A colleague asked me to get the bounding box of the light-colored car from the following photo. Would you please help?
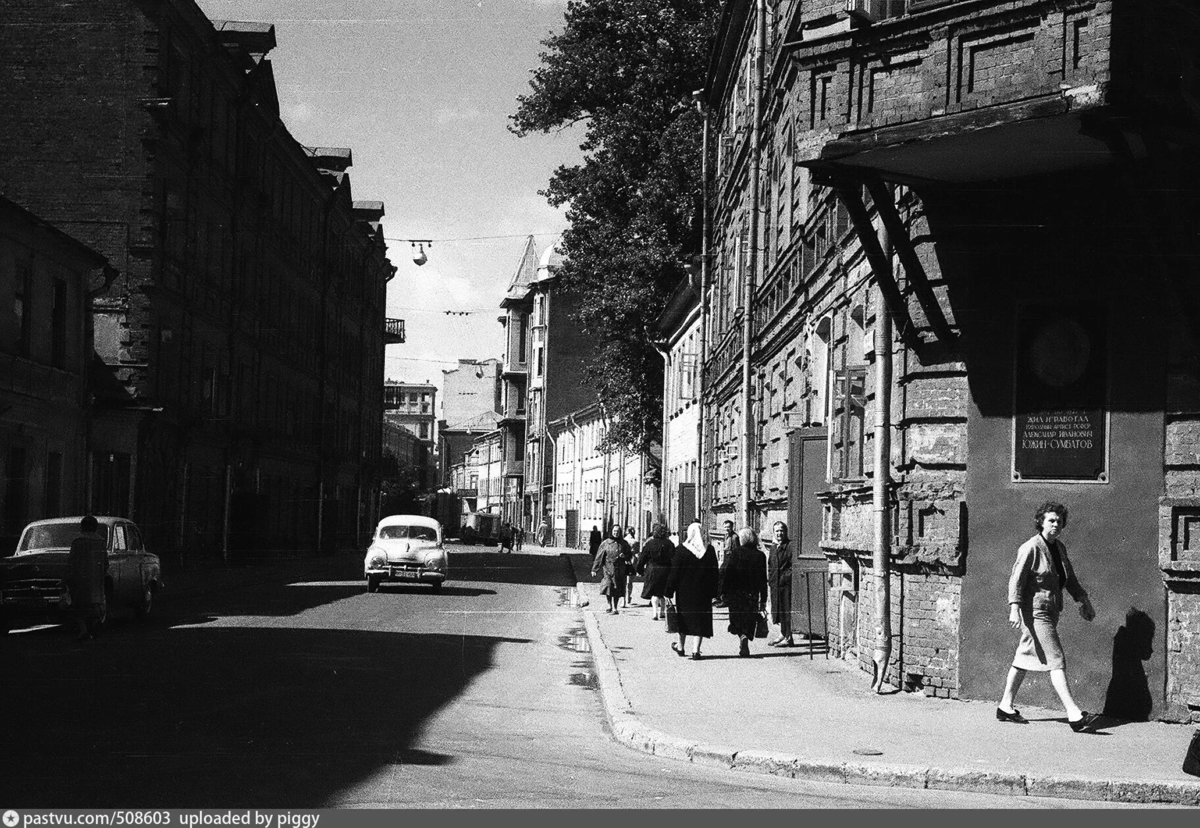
[364,514,448,593]
[0,516,163,633]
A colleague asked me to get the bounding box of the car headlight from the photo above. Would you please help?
[423,551,445,569]
[367,548,386,569]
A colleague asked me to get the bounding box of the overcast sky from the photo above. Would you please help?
[195,0,581,401]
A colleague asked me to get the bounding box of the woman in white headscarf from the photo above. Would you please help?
[664,521,720,660]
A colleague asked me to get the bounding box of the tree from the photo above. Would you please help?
[511,0,718,452]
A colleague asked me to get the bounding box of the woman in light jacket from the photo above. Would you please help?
[997,501,1099,732]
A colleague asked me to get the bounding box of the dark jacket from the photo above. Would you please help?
[665,545,719,638]
[767,539,793,620]
[638,537,674,598]
[724,543,768,604]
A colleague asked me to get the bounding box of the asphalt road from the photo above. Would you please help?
[0,546,1165,809]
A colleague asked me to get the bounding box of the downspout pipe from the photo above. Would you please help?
[694,88,710,531]
[871,278,894,693]
[742,0,766,529]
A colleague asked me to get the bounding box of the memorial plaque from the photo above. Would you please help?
[1013,304,1107,481]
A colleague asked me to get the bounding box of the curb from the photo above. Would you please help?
[567,561,1200,806]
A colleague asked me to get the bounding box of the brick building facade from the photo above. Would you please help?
[704,0,1200,719]
[0,197,113,551]
[0,1,398,560]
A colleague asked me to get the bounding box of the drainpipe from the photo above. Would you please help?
[871,280,894,692]
[742,0,767,528]
[696,92,710,531]
[222,463,232,563]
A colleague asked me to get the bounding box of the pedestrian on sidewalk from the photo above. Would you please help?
[588,524,602,557]
[723,527,768,657]
[665,522,719,660]
[638,523,674,620]
[67,515,107,642]
[499,522,514,554]
[623,526,640,607]
[536,518,550,548]
[713,519,739,608]
[767,521,795,647]
[592,524,629,615]
[513,524,524,552]
[997,500,1100,733]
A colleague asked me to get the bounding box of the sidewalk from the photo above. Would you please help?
[561,551,1200,806]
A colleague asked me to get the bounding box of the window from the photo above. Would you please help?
[51,280,67,369]
[830,367,867,481]
[419,421,430,440]
[45,451,63,516]
[14,262,31,357]
[518,313,528,363]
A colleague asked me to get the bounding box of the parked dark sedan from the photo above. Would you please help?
[0,516,163,633]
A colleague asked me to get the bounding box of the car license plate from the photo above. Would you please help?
[391,569,420,580]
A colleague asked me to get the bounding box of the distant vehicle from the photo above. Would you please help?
[459,511,500,546]
[364,514,448,593]
[0,516,163,634]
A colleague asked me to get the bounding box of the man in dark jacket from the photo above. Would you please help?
[67,515,107,641]
[714,519,739,607]
[767,521,795,647]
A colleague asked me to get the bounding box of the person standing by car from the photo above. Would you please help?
[67,515,106,641]
[724,527,769,657]
[766,521,795,647]
[665,522,719,660]
[638,523,674,620]
[592,524,629,615]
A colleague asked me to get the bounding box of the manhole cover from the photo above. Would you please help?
[852,747,883,756]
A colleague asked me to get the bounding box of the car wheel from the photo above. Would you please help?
[367,576,380,593]
[134,583,154,621]
[430,582,442,594]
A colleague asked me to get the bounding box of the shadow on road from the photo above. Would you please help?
[0,623,532,807]
[447,551,575,588]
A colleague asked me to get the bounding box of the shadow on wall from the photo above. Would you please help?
[1103,607,1156,722]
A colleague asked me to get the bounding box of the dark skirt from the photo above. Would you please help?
[641,563,670,598]
[726,590,759,638]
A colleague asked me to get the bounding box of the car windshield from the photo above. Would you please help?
[378,524,438,542]
[18,522,108,553]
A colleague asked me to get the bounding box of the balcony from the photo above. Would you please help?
[384,318,406,345]
[790,1,1194,186]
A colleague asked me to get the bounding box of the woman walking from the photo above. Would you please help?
[592,524,629,615]
[665,522,719,660]
[997,501,1100,732]
[623,526,640,607]
[767,521,795,647]
[723,527,768,657]
[637,523,674,620]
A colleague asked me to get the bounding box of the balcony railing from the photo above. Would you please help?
[384,318,406,344]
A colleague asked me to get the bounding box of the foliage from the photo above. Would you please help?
[511,0,718,453]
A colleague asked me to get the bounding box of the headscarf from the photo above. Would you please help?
[683,522,707,559]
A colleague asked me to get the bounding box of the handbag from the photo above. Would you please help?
[665,601,680,634]
[754,612,769,639]
[1184,729,1200,778]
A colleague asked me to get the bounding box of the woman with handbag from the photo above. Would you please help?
[722,527,769,657]
[637,523,674,620]
[664,522,719,660]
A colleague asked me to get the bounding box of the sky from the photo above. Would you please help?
[195,0,582,403]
